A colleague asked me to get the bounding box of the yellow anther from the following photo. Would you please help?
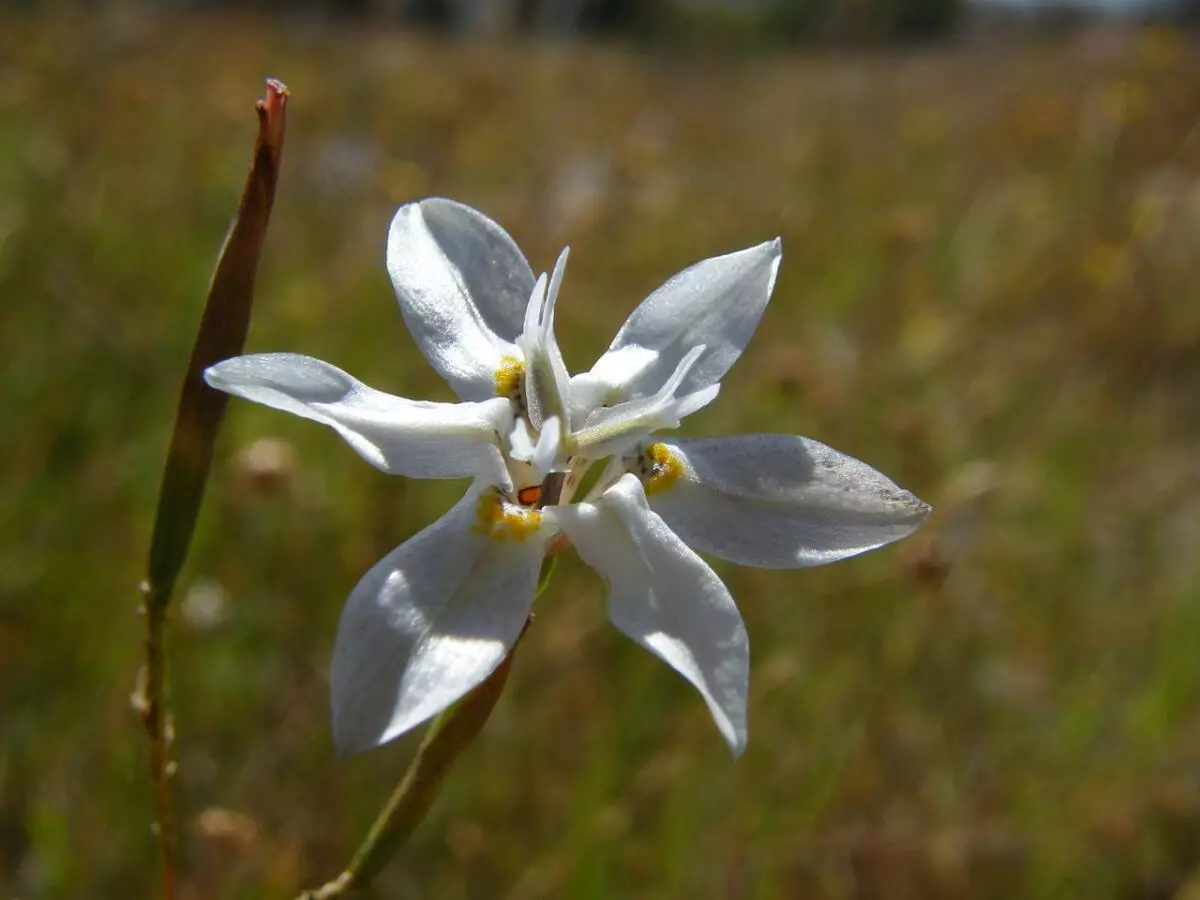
[499,508,542,542]
[643,442,682,496]
[472,489,543,542]
[493,356,524,399]
[472,490,502,535]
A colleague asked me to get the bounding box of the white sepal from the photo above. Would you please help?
[387,199,533,402]
[571,239,781,414]
[646,435,932,569]
[552,474,750,756]
[329,484,548,754]
[205,353,514,489]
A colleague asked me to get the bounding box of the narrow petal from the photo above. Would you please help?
[531,415,562,474]
[507,416,537,463]
[387,199,534,401]
[568,345,719,461]
[330,485,550,754]
[644,435,931,569]
[572,239,781,414]
[205,353,514,488]
[519,248,574,433]
[553,474,749,756]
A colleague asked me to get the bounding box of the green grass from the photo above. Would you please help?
[3,10,1200,898]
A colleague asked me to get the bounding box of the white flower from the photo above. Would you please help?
[205,198,931,758]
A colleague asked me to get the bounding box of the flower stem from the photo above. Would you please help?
[132,581,176,900]
[134,78,287,899]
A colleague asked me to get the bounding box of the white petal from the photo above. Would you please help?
[569,345,719,461]
[205,353,513,488]
[330,485,550,754]
[572,239,781,413]
[387,199,533,401]
[507,416,537,463]
[518,249,574,432]
[553,474,749,756]
[646,436,931,569]
[531,415,562,474]
[520,272,549,349]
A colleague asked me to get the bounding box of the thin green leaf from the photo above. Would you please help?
[134,79,288,900]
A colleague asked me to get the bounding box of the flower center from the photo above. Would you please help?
[517,485,543,506]
[472,488,543,542]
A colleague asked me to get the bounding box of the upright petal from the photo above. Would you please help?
[205,353,514,488]
[571,239,781,415]
[531,415,562,474]
[387,199,535,401]
[330,485,550,754]
[518,248,573,434]
[553,474,749,756]
[642,436,931,569]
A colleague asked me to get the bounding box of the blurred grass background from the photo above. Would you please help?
[3,5,1200,898]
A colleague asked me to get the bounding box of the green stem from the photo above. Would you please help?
[135,79,288,899]
[133,581,177,900]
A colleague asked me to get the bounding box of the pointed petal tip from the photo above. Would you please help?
[201,358,247,393]
[743,236,781,260]
[729,736,748,760]
[331,681,439,763]
[675,382,720,421]
[714,710,748,759]
[330,714,377,758]
[733,236,781,258]
[331,712,407,759]
[901,489,934,524]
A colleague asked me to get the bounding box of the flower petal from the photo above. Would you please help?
[330,485,549,754]
[387,199,534,401]
[553,474,749,756]
[644,436,931,569]
[519,248,573,433]
[205,353,514,488]
[571,239,781,416]
[569,345,719,461]
[531,415,562,474]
